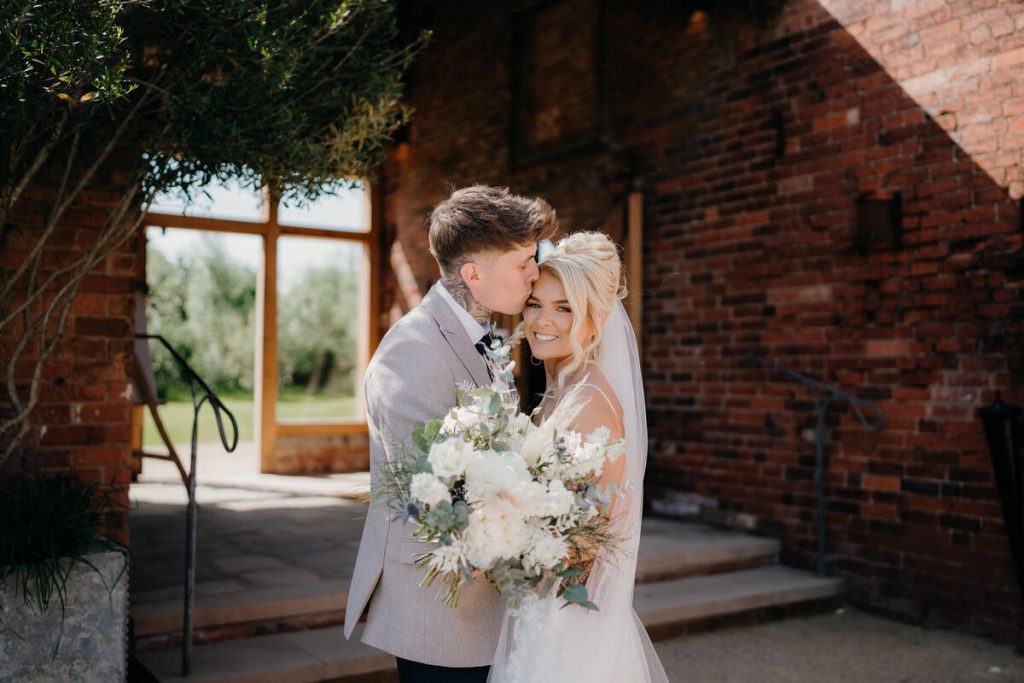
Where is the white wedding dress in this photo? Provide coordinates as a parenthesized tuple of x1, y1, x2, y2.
(489, 301, 669, 683)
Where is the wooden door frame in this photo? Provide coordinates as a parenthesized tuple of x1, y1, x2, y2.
(143, 183, 380, 472)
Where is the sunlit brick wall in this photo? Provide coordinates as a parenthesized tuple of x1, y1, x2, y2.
(2, 163, 139, 547)
(382, 0, 1024, 640)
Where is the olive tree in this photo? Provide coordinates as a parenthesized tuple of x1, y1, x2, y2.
(0, 0, 426, 466)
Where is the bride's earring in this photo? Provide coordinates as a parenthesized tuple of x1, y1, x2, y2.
(530, 355, 543, 367)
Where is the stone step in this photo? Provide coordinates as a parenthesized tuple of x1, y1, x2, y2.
(635, 564, 846, 641)
(137, 564, 844, 682)
(137, 625, 394, 683)
(635, 518, 779, 583)
(134, 518, 778, 651)
(132, 578, 349, 651)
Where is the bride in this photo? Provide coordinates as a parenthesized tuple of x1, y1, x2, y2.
(489, 232, 668, 683)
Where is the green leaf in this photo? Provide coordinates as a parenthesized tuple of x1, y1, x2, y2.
(413, 453, 432, 474)
(412, 419, 444, 453)
(560, 584, 598, 611)
(424, 500, 456, 531)
(452, 499, 469, 531)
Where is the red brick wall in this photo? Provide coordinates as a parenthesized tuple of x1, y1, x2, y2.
(383, 0, 1024, 640)
(273, 433, 370, 474)
(2, 171, 139, 548)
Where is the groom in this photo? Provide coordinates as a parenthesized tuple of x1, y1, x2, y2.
(344, 185, 559, 682)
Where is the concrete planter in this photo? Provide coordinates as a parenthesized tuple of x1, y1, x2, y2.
(0, 545, 128, 682)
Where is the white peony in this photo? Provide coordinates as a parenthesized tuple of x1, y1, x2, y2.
(462, 449, 532, 505)
(463, 499, 531, 568)
(523, 525, 569, 573)
(410, 472, 451, 506)
(428, 437, 471, 480)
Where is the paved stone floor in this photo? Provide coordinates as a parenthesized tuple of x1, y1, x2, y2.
(130, 443, 1022, 682)
(653, 607, 1020, 682)
(130, 442, 367, 617)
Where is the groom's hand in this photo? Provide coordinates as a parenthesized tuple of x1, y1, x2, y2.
(460, 568, 485, 585)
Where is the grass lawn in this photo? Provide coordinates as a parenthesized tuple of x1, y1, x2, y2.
(142, 389, 357, 447)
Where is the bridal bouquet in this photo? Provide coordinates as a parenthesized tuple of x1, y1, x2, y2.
(380, 337, 623, 610)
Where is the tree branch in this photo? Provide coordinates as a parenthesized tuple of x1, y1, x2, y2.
(5, 108, 71, 213)
(0, 198, 147, 466)
(0, 91, 149, 320)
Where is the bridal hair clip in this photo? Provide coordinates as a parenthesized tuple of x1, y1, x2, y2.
(536, 238, 555, 262)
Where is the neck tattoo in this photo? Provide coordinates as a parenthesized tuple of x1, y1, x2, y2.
(442, 272, 492, 325)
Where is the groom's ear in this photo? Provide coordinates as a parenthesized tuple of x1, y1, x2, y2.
(459, 259, 481, 287)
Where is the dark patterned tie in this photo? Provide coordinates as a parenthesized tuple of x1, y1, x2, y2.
(475, 330, 497, 380)
(475, 330, 495, 358)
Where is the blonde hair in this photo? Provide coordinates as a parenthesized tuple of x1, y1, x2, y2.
(538, 231, 626, 391)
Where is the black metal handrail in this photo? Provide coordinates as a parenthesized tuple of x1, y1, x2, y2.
(744, 352, 885, 577)
(136, 333, 238, 677)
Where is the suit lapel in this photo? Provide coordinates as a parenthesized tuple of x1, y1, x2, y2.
(422, 285, 491, 388)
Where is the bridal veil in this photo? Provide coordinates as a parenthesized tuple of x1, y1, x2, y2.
(489, 300, 669, 683)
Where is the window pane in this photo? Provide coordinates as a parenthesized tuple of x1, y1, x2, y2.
(276, 237, 366, 421)
(148, 177, 266, 222)
(277, 181, 368, 232)
(143, 227, 260, 446)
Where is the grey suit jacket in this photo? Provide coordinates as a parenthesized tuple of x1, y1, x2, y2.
(343, 284, 505, 667)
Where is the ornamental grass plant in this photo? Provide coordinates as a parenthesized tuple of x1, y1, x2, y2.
(0, 473, 126, 654)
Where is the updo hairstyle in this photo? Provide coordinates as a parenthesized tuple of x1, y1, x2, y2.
(538, 231, 626, 391)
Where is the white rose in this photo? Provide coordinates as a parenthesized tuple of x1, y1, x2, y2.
(454, 405, 486, 429)
(428, 438, 470, 480)
(410, 472, 451, 506)
(441, 404, 486, 435)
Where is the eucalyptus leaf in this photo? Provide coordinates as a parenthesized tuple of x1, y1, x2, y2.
(560, 584, 599, 611)
(452, 499, 469, 531)
(413, 419, 444, 453)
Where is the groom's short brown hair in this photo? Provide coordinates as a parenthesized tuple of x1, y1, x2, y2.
(428, 185, 559, 277)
